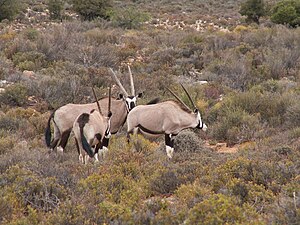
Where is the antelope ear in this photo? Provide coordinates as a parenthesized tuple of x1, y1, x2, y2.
(117, 93, 124, 100)
(137, 92, 143, 98)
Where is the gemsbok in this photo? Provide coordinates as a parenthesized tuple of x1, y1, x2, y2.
(45, 66, 142, 153)
(127, 84, 207, 158)
(73, 87, 112, 164)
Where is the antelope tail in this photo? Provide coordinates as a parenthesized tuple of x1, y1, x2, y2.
(78, 113, 94, 158)
(45, 111, 55, 147)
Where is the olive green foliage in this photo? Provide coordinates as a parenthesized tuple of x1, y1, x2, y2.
(239, 0, 266, 24)
(0, 84, 28, 107)
(111, 7, 150, 29)
(48, 0, 64, 20)
(72, 0, 112, 21)
(271, 0, 300, 27)
(0, 0, 25, 21)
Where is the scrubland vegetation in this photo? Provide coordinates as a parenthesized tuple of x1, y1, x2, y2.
(0, 0, 299, 224)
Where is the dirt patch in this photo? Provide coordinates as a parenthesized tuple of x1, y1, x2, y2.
(204, 141, 257, 154)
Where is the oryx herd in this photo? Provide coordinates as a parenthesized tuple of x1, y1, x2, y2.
(45, 66, 207, 163)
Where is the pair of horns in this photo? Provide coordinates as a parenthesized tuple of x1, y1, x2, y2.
(167, 83, 197, 111)
(92, 86, 111, 116)
(109, 65, 135, 97)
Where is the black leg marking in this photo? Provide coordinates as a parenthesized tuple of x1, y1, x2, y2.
(50, 138, 59, 150)
(102, 137, 110, 148)
(58, 128, 72, 150)
(74, 138, 80, 155)
(165, 134, 174, 148)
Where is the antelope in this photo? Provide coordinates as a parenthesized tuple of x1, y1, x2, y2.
(73, 87, 112, 164)
(45, 66, 142, 154)
(127, 84, 207, 158)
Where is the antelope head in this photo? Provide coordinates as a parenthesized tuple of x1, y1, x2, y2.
(110, 65, 142, 111)
(167, 84, 207, 131)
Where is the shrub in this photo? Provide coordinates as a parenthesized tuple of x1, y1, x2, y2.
(148, 168, 181, 195)
(175, 182, 212, 208)
(48, 0, 64, 20)
(271, 0, 300, 27)
(0, 0, 25, 21)
(0, 83, 28, 107)
(12, 51, 47, 71)
(0, 165, 68, 214)
(72, 0, 112, 21)
(209, 106, 261, 145)
(174, 130, 205, 153)
(0, 136, 15, 155)
(111, 7, 150, 29)
(239, 0, 266, 24)
(185, 194, 262, 224)
(285, 98, 300, 128)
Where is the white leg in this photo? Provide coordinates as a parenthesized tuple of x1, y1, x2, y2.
(94, 153, 99, 162)
(166, 146, 174, 159)
(102, 147, 109, 158)
(79, 154, 84, 164)
(84, 155, 89, 164)
(57, 146, 64, 153)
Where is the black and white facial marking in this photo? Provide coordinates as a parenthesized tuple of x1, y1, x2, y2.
(195, 109, 207, 131)
(125, 96, 137, 111)
(125, 93, 142, 111)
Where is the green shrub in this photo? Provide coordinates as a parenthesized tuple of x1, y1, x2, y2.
(111, 7, 150, 29)
(12, 51, 47, 71)
(175, 182, 212, 208)
(0, 136, 15, 155)
(239, 0, 266, 24)
(72, 0, 112, 21)
(1, 165, 68, 214)
(0, 84, 28, 107)
(148, 168, 181, 195)
(185, 194, 262, 224)
(285, 98, 300, 128)
(48, 0, 64, 20)
(0, 0, 25, 21)
(271, 0, 300, 27)
(209, 106, 261, 145)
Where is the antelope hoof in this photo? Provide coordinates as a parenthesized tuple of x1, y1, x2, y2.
(166, 146, 174, 159)
(57, 146, 64, 154)
(203, 123, 208, 131)
(79, 154, 84, 164)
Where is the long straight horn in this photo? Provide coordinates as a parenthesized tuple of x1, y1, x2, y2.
(166, 87, 191, 111)
(92, 87, 102, 114)
(180, 83, 197, 110)
(109, 68, 128, 97)
(128, 65, 135, 95)
(108, 85, 112, 116)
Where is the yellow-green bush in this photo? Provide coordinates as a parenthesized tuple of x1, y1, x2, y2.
(0, 136, 15, 155)
(185, 194, 264, 225)
(0, 165, 68, 214)
(0, 84, 28, 107)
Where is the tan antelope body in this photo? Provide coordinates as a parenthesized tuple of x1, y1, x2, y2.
(127, 85, 207, 158)
(72, 87, 112, 164)
(73, 109, 111, 164)
(45, 66, 142, 153)
(45, 98, 128, 152)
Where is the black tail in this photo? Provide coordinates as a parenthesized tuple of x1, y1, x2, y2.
(147, 97, 160, 105)
(45, 111, 55, 147)
(78, 113, 94, 158)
